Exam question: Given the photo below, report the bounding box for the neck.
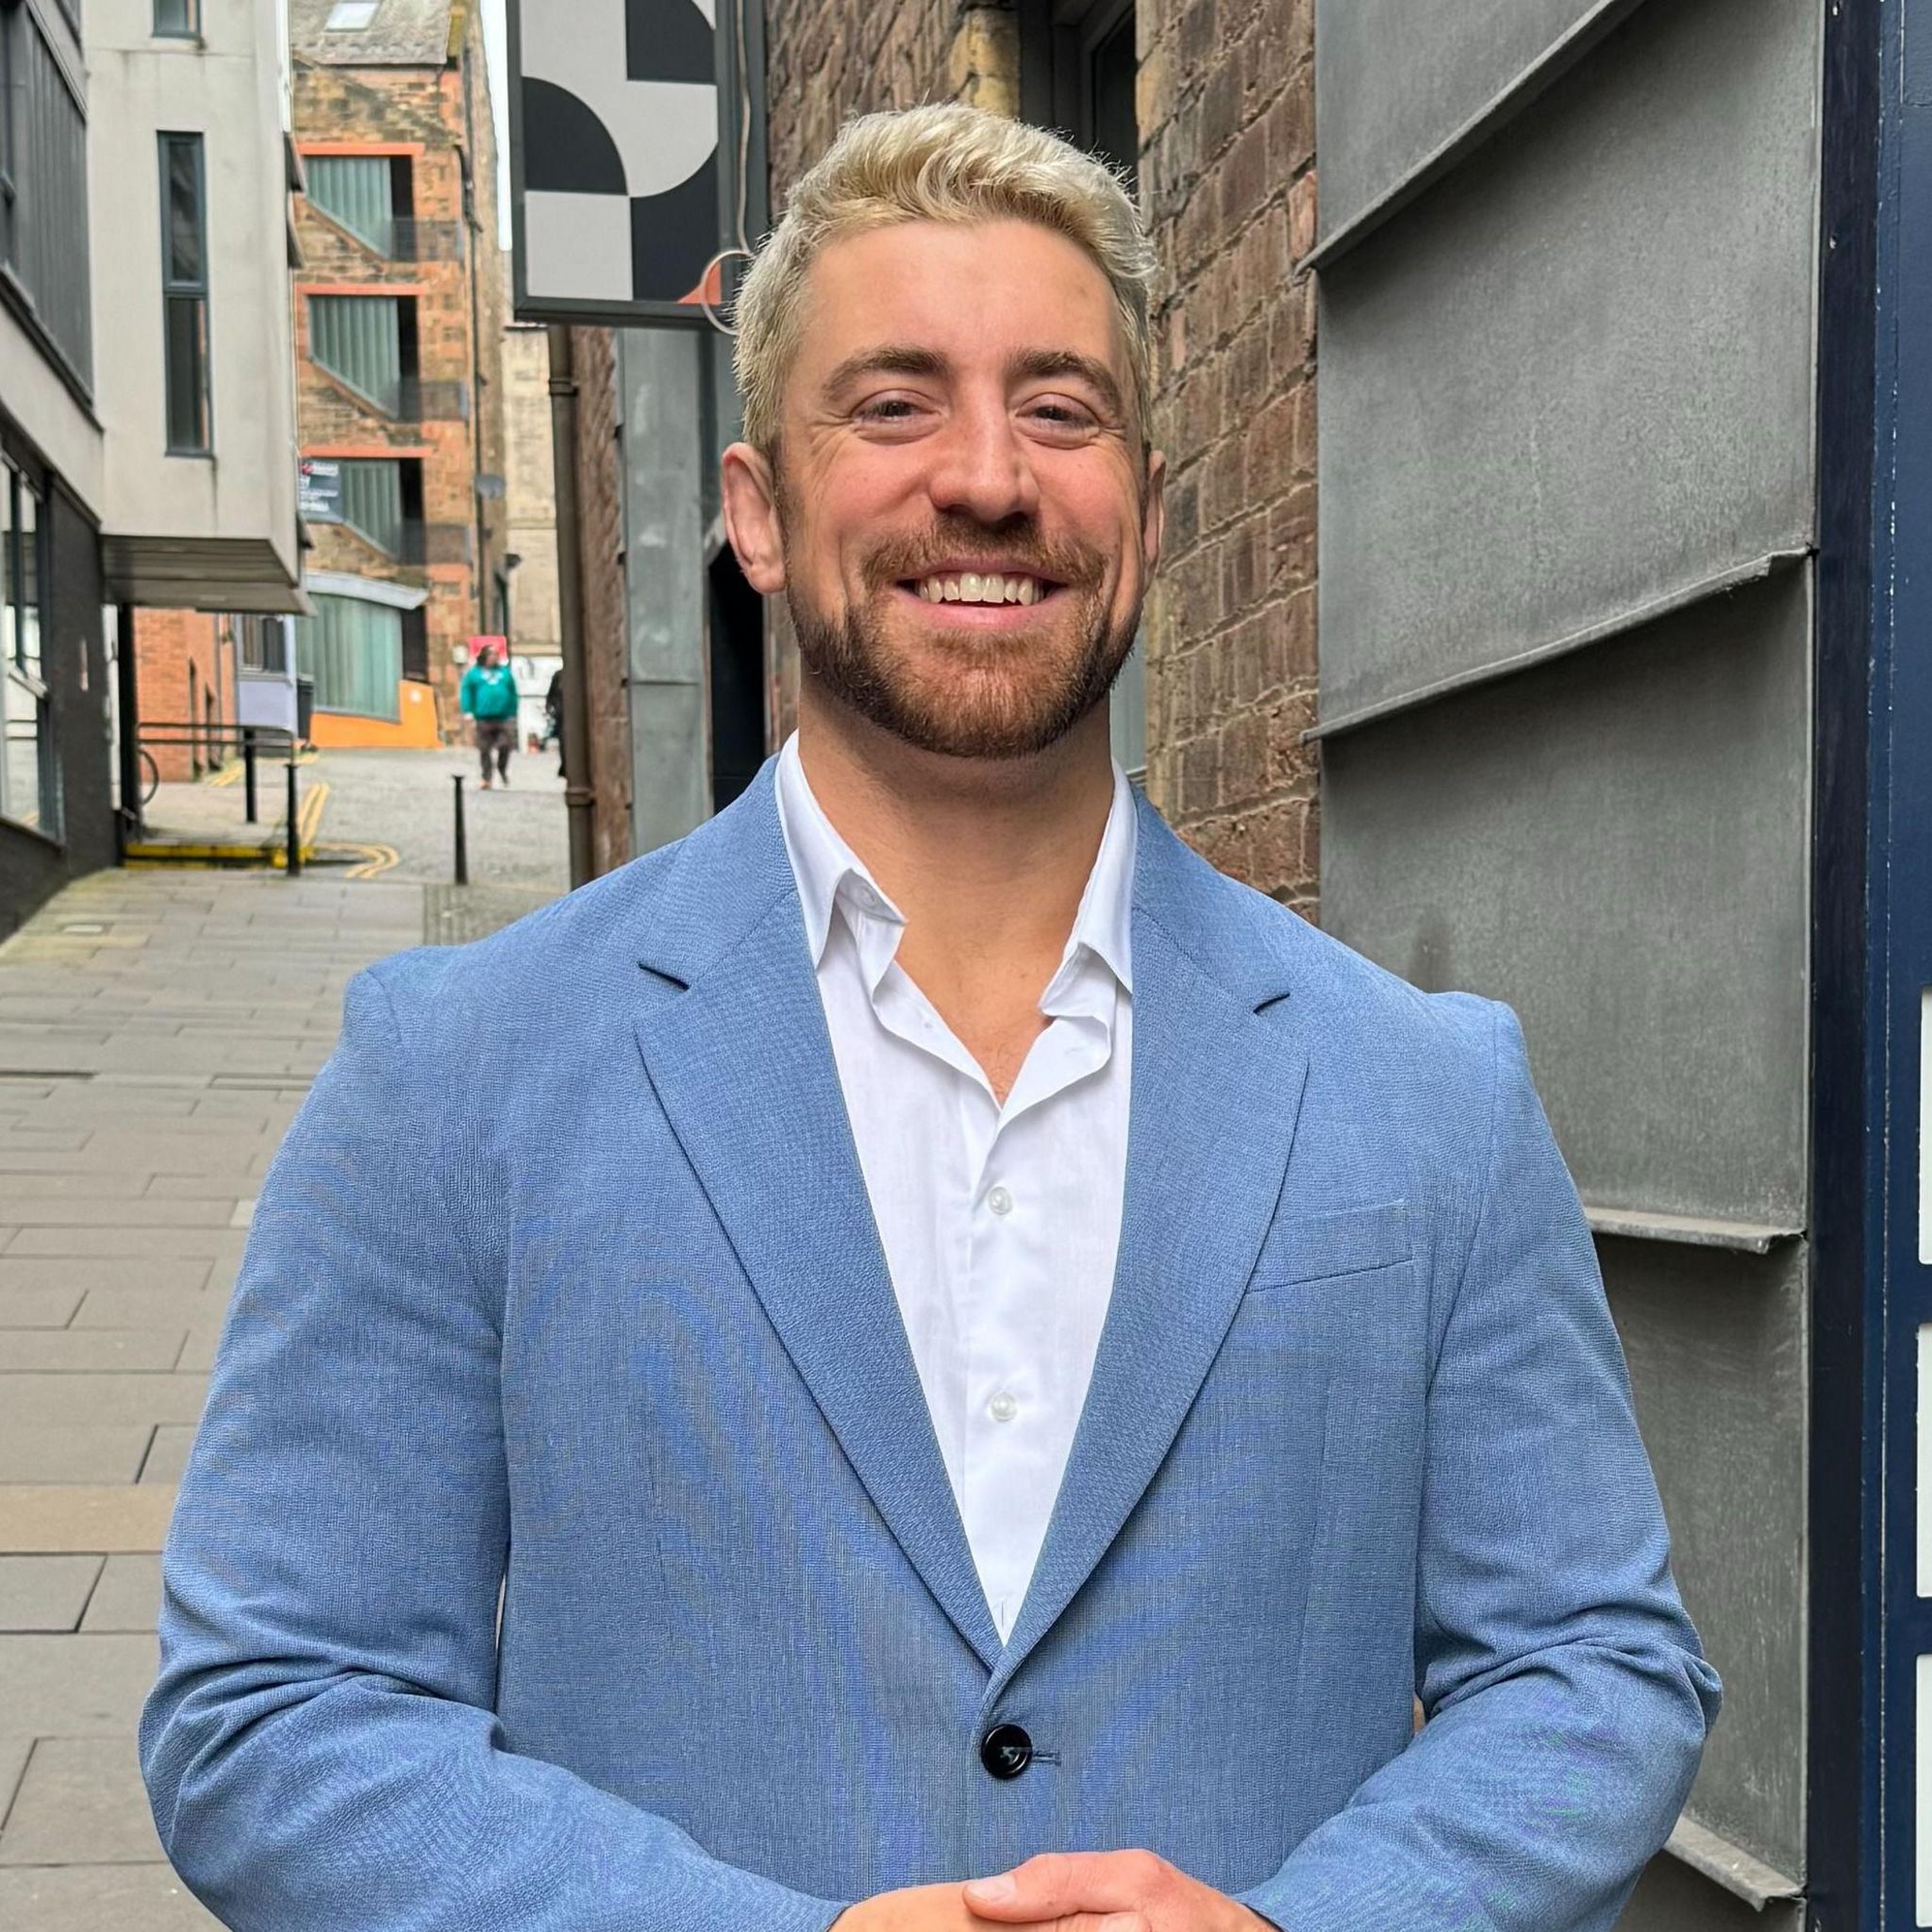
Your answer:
[793,687,1119,1013]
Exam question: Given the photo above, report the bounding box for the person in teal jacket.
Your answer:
[459,644,520,790]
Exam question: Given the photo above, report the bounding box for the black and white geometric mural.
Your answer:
[509,0,724,325]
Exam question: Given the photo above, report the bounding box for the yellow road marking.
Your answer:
[345,843,401,880]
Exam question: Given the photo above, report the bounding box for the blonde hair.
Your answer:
[733,103,1156,458]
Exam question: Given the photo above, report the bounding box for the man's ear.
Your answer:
[721,442,787,595]
[1141,447,1167,577]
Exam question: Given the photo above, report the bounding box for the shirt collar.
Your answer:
[774,729,1136,996]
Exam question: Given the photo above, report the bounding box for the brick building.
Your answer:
[288,0,508,749]
[761,0,1318,914]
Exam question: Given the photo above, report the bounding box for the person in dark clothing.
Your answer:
[543,667,565,777]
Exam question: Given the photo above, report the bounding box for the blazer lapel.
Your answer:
[986,799,1309,1698]
[630,761,1003,1670]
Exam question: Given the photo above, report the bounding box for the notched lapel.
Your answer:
[630,776,1002,1672]
[989,847,1309,1696]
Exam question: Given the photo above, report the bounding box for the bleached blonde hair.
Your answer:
[733,103,1156,458]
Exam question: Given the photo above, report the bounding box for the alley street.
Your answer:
[315,743,572,892]
[0,865,559,1926]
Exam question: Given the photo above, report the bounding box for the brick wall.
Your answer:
[134,610,228,784]
[291,13,508,736]
[1139,0,1317,912]
[760,0,1319,912]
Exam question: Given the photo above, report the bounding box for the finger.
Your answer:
[961,1850,1169,1921]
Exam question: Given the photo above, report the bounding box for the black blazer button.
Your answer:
[980,1723,1033,1779]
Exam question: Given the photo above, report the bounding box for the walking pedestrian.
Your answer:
[543,665,565,777]
[459,642,518,790]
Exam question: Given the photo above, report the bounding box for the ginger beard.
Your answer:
[781,506,1144,761]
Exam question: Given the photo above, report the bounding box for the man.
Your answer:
[142,105,1717,1931]
[461,640,519,788]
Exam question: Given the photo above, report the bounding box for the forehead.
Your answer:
[795,218,1124,385]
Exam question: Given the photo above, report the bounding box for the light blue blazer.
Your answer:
[141,757,1719,1931]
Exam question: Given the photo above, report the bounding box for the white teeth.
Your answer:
[911,572,1047,605]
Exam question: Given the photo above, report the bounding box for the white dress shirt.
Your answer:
[774,731,1136,1643]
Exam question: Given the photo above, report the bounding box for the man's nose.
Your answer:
[925,405,1041,525]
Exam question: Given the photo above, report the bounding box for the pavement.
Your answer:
[140,739,572,895]
[0,860,566,1926]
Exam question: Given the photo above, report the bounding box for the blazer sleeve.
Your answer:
[139,963,848,1932]
[1235,1001,1722,1932]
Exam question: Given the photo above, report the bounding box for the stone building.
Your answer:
[288,0,508,749]
[762,0,1318,915]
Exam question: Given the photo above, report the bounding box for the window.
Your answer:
[239,616,290,675]
[306,154,413,257]
[326,2,381,30]
[308,294,416,415]
[0,455,55,836]
[154,0,201,37]
[400,607,429,683]
[340,460,404,556]
[159,133,211,455]
[295,592,402,720]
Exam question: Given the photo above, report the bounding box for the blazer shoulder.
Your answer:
[1189,868,1507,1149]
[360,838,691,1044]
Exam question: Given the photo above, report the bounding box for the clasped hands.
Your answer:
[834,1849,1273,1931]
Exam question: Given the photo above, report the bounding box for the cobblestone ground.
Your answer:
[0,862,561,1926]
[315,741,572,892]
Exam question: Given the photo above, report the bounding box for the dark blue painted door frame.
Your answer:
[1871,0,1932,1923]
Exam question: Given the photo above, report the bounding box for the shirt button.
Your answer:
[988,1391,1019,1424]
[987,1184,1013,1216]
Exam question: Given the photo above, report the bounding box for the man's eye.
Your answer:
[856,397,922,422]
[1028,401,1095,429]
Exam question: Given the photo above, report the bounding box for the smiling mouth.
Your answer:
[899,570,1056,607]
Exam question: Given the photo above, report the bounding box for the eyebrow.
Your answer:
[822,344,1126,421]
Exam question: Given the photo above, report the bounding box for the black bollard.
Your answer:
[453,773,469,886]
[285,759,302,878]
[242,730,258,824]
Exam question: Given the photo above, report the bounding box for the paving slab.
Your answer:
[0,1375,208,1428]
[5,1226,250,1259]
[0,1289,84,1329]
[0,1636,160,1735]
[70,1287,228,1332]
[0,1558,102,1633]
[0,1330,188,1373]
[79,1556,161,1635]
[0,1736,165,1865]
[0,1862,223,1928]
[0,1259,212,1299]
[0,1427,153,1485]
[0,1487,178,1554]
[139,1427,196,1487]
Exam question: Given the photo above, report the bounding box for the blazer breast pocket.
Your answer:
[1244,1199,1412,1294]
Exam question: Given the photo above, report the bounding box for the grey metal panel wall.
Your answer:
[1316,0,1614,241]
[1316,0,1819,730]
[1322,574,1810,1232]
[617,328,711,852]
[1314,0,1824,1911]
[1607,1241,1807,1880]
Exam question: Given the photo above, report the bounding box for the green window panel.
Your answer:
[309,296,402,414]
[307,156,394,255]
[297,593,403,722]
[340,460,405,557]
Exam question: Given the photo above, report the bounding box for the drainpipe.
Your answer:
[548,325,595,888]
[115,604,143,847]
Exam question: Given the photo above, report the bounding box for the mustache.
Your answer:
[860,524,1106,590]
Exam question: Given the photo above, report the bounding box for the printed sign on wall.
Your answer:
[508,0,724,326]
